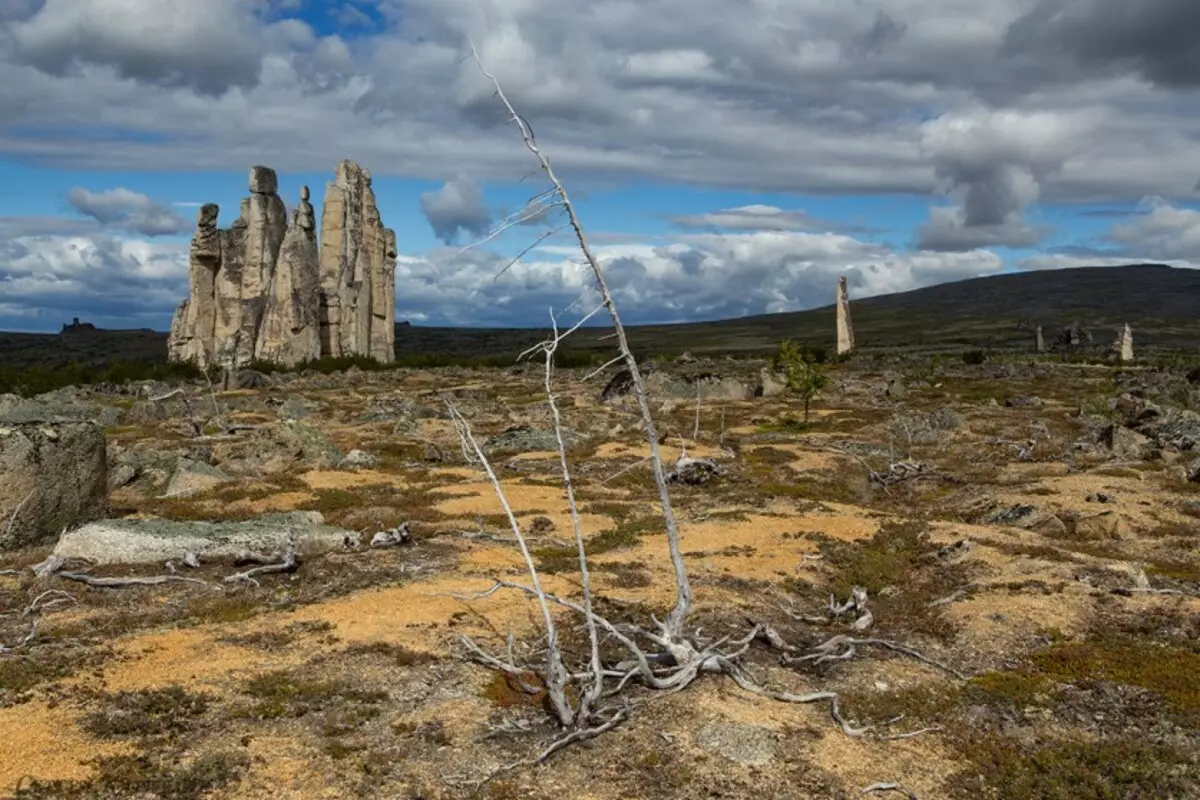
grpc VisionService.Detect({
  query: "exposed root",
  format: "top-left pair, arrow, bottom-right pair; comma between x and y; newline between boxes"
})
223,546 -> 299,585
56,571 -> 211,588
860,782 -> 920,799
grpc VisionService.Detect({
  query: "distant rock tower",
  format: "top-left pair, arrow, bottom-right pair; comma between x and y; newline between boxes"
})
168,161 -> 398,369
1116,323 -> 1133,362
836,275 -> 855,356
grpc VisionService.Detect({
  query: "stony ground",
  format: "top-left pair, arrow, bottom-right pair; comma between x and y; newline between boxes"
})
2,356 -> 1199,799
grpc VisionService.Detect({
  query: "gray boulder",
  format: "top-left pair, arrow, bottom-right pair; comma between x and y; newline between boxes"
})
52,511 -> 355,565
0,421 -> 107,550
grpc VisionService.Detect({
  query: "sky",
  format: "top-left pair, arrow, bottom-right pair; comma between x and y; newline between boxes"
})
1,0 -> 1199,333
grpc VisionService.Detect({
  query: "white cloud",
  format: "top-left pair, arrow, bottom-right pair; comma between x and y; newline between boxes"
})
67,187 -> 191,237
1109,196 -> 1200,260
418,174 -> 493,244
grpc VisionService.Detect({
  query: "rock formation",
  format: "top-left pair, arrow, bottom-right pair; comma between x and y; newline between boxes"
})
1116,323 -> 1133,362
836,275 -> 854,356
168,161 -> 397,369
318,161 -> 397,364
1035,325 -> 1045,353
254,185 -> 322,366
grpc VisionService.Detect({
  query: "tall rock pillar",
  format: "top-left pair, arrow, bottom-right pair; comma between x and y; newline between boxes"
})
255,186 -> 322,366
168,203 -> 222,367
836,275 -> 855,356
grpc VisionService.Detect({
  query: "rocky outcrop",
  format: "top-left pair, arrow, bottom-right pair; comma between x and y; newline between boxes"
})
169,161 -> 397,369
255,185 -> 322,366
0,421 -> 107,550
836,275 -> 854,356
319,161 -> 397,363
1115,323 -> 1133,362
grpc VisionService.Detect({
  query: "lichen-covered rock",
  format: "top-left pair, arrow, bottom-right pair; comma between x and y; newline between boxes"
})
52,511 -> 354,565
0,421 -> 107,550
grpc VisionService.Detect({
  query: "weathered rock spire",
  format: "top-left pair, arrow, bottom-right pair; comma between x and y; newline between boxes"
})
1116,323 -> 1133,362
168,162 -> 398,369
836,275 -> 854,356
254,185 -> 322,366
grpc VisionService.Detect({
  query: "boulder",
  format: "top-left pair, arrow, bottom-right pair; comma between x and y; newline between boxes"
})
52,511 -> 354,565
0,421 -> 107,550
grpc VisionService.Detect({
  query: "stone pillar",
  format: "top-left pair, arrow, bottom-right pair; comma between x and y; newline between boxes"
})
836,275 -> 854,356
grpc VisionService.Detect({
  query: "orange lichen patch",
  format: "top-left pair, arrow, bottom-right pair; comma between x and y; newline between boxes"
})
805,724 -> 958,798
391,697 -> 493,744
427,467 -> 481,482
434,481 -> 567,517
745,443 -> 838,472
301,470 -> 409,490
592,512 -> 875,583
0,702 -> 130,795
284,573 -> 581,653
509,450 -> 563,461
227,491 -> 314,515
942,589 -> 1091,653
235,733 -> 346,799
94,628 -> 305,693
592,441 -> 728,461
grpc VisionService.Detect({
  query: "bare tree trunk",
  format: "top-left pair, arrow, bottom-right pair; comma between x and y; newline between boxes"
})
469,44 -> 692,638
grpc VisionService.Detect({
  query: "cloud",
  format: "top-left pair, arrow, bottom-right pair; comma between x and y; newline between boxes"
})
0,232 -> 188,329
1108,197 -> 1200,260
419,174 -> 493,244
390,229 -> 1003,328
0,0 -> 1194,209
1014,197 -> 1200,269
916,108 -> 1073,250
1,222 -> 1002,332
66,187 -> 192,237
669,205 -> 820,232
5,0 -> 265,96
1004,0 -> 1200,89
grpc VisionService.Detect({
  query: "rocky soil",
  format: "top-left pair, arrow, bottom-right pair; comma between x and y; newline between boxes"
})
1,355 -> 1198,798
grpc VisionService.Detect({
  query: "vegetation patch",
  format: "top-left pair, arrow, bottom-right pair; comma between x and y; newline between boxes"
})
235,668 -> 388,720
81,685 -> 212,739
947,736 -> 1197,800
12,751 -> 250,800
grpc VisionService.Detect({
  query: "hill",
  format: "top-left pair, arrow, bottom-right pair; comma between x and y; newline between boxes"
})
1,263 -> 1197,370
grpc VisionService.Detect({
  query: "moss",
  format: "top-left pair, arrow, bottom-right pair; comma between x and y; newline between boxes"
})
236,669 -> 387,720
82,686 -> 211,739
841,684 -> 963,726
0,647 -> 106,706
947,736 -> 1197,800
340,641 -> 437,666
1031,638 -> 1200,722
12,751 -> 249,800
480,670 -> 551,711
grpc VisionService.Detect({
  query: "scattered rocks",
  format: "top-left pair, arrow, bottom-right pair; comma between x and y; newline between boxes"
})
0,421 -> 108,550
756,367 -> 788,398
483,425 -> 585,454
338,449 -> 378,470
162,458 -> 231,499
1005,395 -> 1044,408
666,457 -> 723,485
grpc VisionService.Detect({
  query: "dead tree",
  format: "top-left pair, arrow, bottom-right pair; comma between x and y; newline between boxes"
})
438,41 -> 969,781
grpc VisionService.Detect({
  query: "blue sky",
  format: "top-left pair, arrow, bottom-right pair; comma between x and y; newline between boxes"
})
2,0 -> 1199,333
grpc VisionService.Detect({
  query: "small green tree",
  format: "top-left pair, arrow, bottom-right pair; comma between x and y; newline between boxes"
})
777,339 -> 828,422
